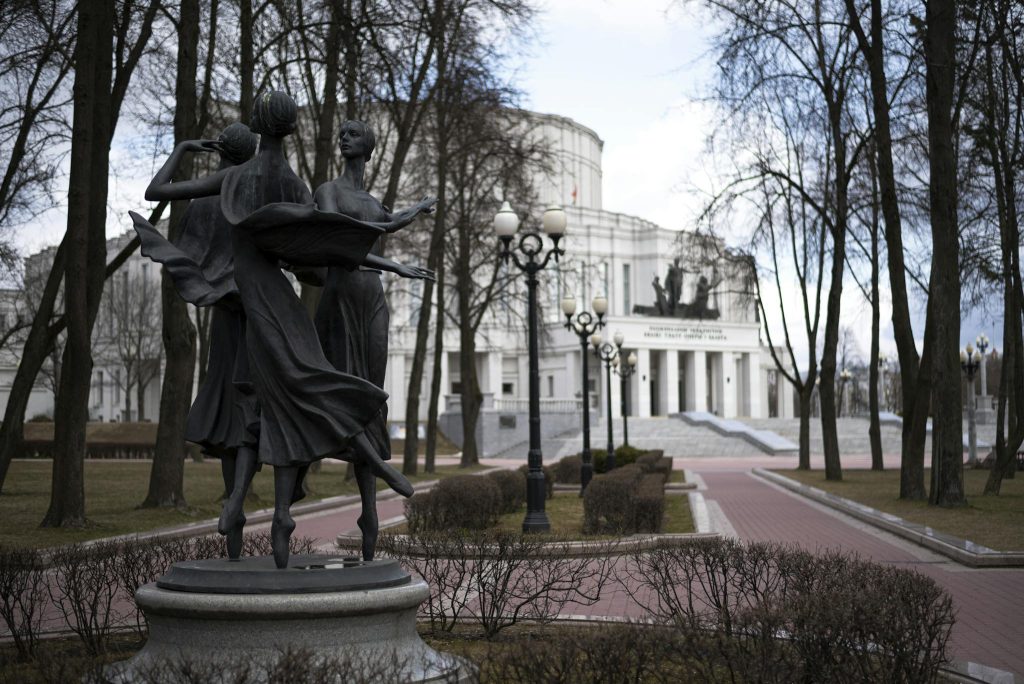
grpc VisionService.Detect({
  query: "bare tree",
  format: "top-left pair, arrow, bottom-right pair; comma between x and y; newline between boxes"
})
923,0 -> 966,507
0,0 -> 74,274
0,1 -> 162,500
96,268 -> 163,422
41,0 -> 117,528
843,0 -> 934,496
693,0 -> 869,477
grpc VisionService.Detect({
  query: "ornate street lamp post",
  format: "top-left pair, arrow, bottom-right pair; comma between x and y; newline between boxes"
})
592,335 -> 619,472
961,344 -> 982,466
495,201 -> 566,533
561,294 -> 607,491
611,331 -> 637,447
975,333 -> 990,397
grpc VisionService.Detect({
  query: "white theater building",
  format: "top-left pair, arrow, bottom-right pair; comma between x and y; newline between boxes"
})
385,111 -> 794,435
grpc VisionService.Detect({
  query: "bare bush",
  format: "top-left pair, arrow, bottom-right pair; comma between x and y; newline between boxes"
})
0,546 -> 48,661
379,531 -> 617,639
624,538 -> 955,682
480,622 -> 676,683
47,542 -> 123,656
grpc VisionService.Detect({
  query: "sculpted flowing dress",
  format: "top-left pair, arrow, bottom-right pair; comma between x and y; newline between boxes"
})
313,184 -> 391,461
130,198 -> 256,458
219,153 -> 390,467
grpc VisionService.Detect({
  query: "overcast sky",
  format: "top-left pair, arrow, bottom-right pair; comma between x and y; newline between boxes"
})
13,0 -> 1005,364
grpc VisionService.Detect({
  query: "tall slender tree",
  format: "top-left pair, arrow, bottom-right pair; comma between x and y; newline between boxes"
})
41,0 -> 115,527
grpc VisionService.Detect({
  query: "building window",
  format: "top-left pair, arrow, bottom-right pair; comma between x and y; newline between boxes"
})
451,381 -> 462,395
547,376 -> 555,397
622,263 -> 631,314
502,382 -> 514,395
114,370 -> 121,404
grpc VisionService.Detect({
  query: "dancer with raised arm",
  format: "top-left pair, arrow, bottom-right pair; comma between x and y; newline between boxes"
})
132,91 -> 417,567
133,123 -> 260,559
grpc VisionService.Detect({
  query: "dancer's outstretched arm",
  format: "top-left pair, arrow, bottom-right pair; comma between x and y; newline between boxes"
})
146,140 -> 231,201
362,254 -> 434,281
383,196 -> 437,233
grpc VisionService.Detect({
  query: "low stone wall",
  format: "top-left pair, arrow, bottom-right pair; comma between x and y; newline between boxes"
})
438,393 -> 594,457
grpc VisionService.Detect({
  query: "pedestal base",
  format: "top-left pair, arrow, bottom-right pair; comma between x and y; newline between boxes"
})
106,556 -> 471,683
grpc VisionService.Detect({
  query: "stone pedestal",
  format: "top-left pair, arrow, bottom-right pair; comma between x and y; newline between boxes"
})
106,555 -> 471,683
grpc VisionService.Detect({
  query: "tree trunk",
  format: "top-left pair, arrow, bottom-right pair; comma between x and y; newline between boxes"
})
239,0 -> 253,120
819,232 -> 846,481
458,320 -> 481,467
0,243 -> 66,493
924,0 -> 965,507
137,378 -> 146,421
424,260 -> 446,473
869,171 -> 883,471
42,0 -> 114,528
798,385 -> 812,470
845,0 -> 926,496
403,22 -> 450,473
142,0 -> 200,509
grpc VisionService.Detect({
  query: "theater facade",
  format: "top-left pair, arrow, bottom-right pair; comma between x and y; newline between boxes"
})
385,112 -> 794,443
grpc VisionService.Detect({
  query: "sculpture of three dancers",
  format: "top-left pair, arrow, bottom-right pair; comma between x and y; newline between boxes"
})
131,91 -> 435,568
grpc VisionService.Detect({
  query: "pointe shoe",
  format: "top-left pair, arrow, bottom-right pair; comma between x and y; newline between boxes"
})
374,461 -> 415,498
271,511 -> 296,569
226,512 -> 246,560
357,514 -> 378,562
218,496 -> 243,536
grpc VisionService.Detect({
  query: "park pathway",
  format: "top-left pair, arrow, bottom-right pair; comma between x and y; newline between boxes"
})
698,469 -> 1024,677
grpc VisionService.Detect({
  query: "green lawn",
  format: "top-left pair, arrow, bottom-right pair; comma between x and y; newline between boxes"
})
776,468 -> 1024,552
669,469 -> 687,483
492,490 -> 695,537
0,459 -> 482,549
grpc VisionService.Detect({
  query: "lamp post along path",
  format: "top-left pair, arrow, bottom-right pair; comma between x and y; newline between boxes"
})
562,294 -> 606,491
613,345 -> 638,447
593,337 -> 619,471
496,201 -> 566,533
961,345 -> 982,466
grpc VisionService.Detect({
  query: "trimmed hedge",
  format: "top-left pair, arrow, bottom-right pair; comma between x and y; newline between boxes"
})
552,454 -> 582,484
583,464 -> 665,535
486,468 -> 526,514
405,475 -> 501,532
553,447 -> 671,481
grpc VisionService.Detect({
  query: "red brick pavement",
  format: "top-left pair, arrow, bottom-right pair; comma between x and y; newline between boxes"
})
699,470 -> 1024,676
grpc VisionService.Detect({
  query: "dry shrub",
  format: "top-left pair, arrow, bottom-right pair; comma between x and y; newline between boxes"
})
552,455 -> 582,484
405,475 -> 501,532
485,469 -> 526,514
637,452 -> 673,481
48,542 -> 123,656
583,464 -> 664,534
379,531 -> 617,639
0,546 -> 48,661
624,538 -> 956,683
481,622 -> 678,683
634,473 -> 665,533
123,646 -> 419,684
